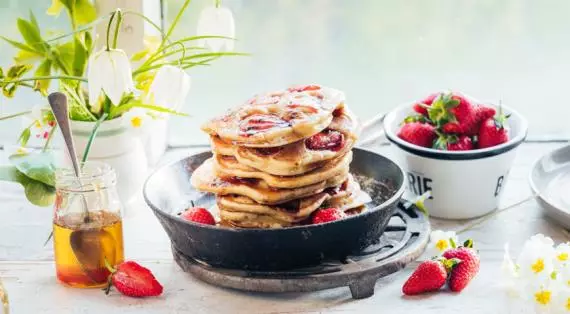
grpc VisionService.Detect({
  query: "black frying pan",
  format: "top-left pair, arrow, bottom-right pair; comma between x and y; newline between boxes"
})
143,147 -> 405,270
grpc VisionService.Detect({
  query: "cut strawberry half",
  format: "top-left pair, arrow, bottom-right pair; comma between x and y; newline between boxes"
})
239,114 -> 289,135
287,84 -> 321,92
105,261 -> 163,298
305,129 -> 345,151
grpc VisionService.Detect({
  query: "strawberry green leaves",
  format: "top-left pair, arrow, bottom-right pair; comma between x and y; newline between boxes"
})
427,92 -> 460,127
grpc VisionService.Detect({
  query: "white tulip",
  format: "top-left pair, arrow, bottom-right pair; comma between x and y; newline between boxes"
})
196,4 -> 235,52
87,48 -> 134,108
146,65 -> 191,110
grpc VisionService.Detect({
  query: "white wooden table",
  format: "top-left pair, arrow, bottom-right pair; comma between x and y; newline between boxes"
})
0,142 -> 568,313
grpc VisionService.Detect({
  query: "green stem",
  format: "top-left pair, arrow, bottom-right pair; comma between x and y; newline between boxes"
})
145,47 -> 205,66
112,9 -> 123,49
215,0 -> 221,8
133,58 -> 216,75
106,10 -> 117,51
123,11 -> 166,41
82,113 -> 108,163
162,0 -> 191,47
0,110 -> 32,121
43,124 -> 57,152
1,76 -> 87,84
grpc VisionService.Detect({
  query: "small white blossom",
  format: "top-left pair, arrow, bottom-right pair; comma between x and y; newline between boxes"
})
517,234 -> 556,281
196,4 -> 235,52
122,108 -> 150,132
87,48 -> 134,108
555,243 -> 570,270
426,230 -> 458,257
21,105 -> 55,142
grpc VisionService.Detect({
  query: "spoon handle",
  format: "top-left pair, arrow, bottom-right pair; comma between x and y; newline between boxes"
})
47,92 -> 81,176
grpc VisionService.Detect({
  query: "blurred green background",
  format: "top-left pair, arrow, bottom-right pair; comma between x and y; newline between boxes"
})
1,0 -> 569,146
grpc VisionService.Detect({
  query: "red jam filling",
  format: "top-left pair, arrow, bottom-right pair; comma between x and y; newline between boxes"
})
287,104 -> 318,114
254,146 -> 283,156
223,176 -> 259,186
324,179 -> 349,196
287,85 -> 321,93
305,129 -> 345,151
239,114 -> 289,136
332,107 -> 344,117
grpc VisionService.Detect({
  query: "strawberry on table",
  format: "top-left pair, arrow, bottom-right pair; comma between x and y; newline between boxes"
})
478,108 -> 510,149
442,240 -> 481,292
311,207 -> 345,224
433,134 -> 474,151
105,261 -> 163,298
402,258 -> 458,295
397,122 -> 436,148
180,207 -> 216,225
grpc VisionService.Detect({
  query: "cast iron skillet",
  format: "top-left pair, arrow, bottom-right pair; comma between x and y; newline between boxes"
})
143,147 -> 405,270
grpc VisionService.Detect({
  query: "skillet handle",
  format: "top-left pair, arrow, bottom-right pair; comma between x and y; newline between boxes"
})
357,112 -> 388,148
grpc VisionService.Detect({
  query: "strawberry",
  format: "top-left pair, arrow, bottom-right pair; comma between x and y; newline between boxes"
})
433,134 -> 474,151
305,129 -> 345,151
478,107 -> 510,149
475,105 -> 496,123
427,91 -> 483,136
443,240 -> 480,292
402,258 -> 458,295
311,207 -> 345,224
105,261 -> 163,298
397,122 -> 436,148
180,207 -> 216,225
413,93 -> 438,116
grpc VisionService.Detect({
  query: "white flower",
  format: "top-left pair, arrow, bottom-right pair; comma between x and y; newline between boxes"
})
21,105 -> 55,141
146,65 -> 191,110
87,48 -> 134,108
196,4 -> 235,52
123,108 -> 150,132
555,243 -> 570,269
426,230 -> 458,257
517,234 -> 556,282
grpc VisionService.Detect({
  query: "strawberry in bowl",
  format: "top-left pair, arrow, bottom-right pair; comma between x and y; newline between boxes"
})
384,91 -> 528,219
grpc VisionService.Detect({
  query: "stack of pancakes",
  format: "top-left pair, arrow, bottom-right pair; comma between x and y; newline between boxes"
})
191,84 -> 369,228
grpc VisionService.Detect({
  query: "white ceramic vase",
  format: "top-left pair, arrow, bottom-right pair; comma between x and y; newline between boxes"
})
69,117 -> 149,206
143,118 -> 169,166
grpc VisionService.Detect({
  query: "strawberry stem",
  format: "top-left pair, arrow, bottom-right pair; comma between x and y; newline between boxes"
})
463,239 -> 474,248
104,258 -> 116,274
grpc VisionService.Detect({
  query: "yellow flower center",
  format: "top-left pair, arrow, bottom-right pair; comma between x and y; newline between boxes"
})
435,239 -> 448,252
34,120 -> 42,128
559,253 -> 569,262
566,298 -> 570,311
534,290 -> 551,306
131,116 -> 142,128
531,258 -> 545,274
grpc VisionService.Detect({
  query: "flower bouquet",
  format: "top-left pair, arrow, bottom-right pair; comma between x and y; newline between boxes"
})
0,0 -> 244,205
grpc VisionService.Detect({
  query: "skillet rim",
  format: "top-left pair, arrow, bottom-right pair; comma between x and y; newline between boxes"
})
143,146 -> 406,233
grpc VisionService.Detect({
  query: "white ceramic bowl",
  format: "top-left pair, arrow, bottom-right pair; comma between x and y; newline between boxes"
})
383,102 -> 528,219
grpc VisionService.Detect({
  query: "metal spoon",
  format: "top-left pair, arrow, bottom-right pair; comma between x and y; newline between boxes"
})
47,92 -> 90,223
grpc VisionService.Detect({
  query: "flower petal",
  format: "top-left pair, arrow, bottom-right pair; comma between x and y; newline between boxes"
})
196,6 -> 235,52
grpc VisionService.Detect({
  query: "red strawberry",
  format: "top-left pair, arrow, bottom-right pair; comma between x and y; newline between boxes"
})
106,261 -> 163,297
413,93 -> 439,116
311,207 -> 345,224
180,207 -> 216,225
478,108 -> 510,148
397,122 -> 436,148
427,91 -> 482,135
305,129 -> 345,151
433,134 -> 474,151
402,258 -> 458,295
443,240 -> 480,292
475,105 -> 496,122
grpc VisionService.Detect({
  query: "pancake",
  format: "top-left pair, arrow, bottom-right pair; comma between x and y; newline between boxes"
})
191,158 -> 347,205
202,85 -> 345,148
213,151 -> 352,189
211,108 -> 359,176
219,211 -> 292,228
218,192 -> 329,225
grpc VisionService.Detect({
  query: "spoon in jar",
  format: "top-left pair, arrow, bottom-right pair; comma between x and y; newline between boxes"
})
47,92 -> 90,223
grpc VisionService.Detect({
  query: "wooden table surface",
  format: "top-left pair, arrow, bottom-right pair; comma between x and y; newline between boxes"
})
0,142 -> 568,313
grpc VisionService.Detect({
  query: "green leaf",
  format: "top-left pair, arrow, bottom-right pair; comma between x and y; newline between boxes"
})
2,84 -> 17,98
47,0 -> 64,16
61,84 -> 97,121
9,151 -> 56,187
84,31 -> 93,55
33,59 -> 52,96
7,64 -> 33,79
54,41 -> 75,73
18,128 -> 31,146
109,101 -> 189,119
17,18 -> 47,53
59,0 -> 76,13
0,67 -> 3,80
14,49 -> 44,63
0,166 -> 55,207
74,0 -> 97,25
29,11 -> 40,31
72,36 -> 88,76
0,36 -> 39,55
131,49 -> 149,62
